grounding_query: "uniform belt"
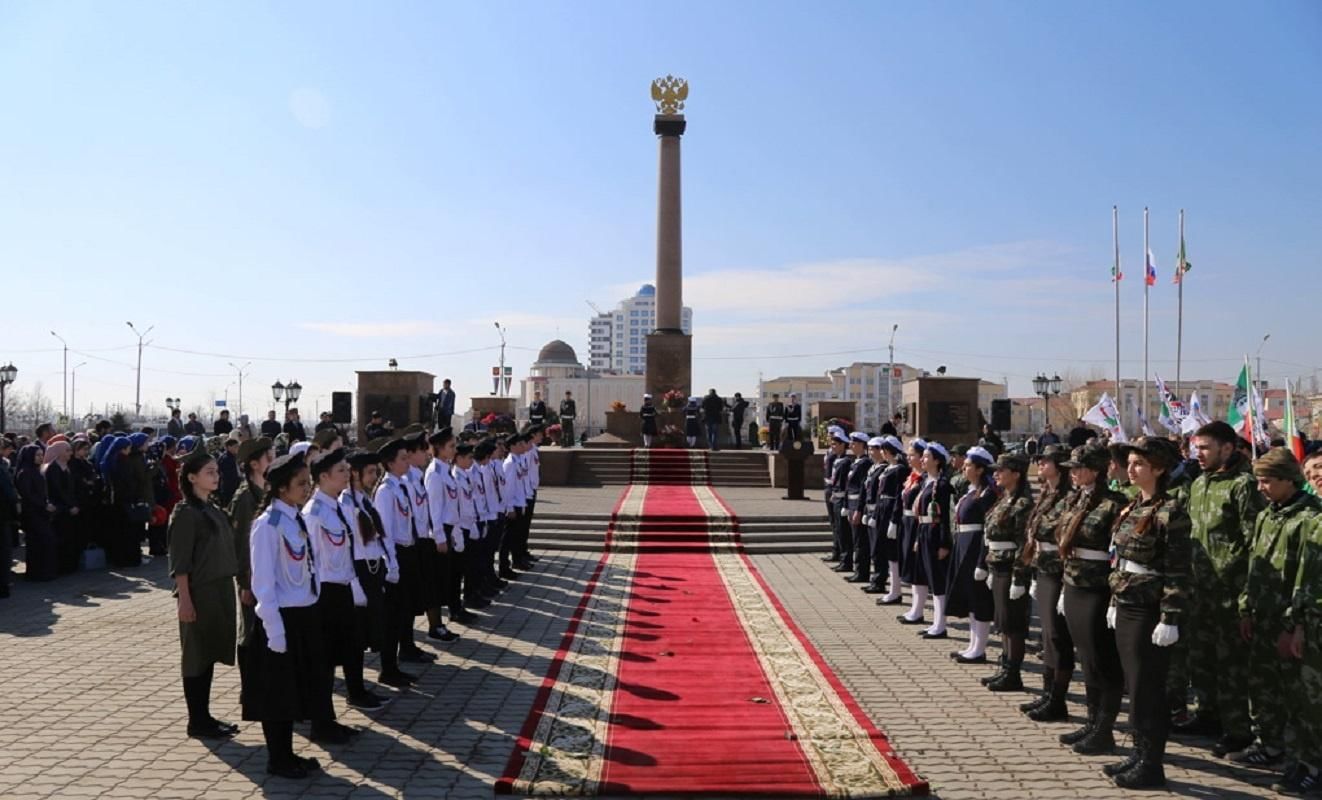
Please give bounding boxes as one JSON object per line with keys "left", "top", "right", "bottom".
{"left": 1119, "top": 558, "right": 1161, "bottom": 576}
{"left": 1072, "top": 547, "right": 1110, "bottom": 562}
{"left": 831, "top": 492, "right": 845, "bottom": 501}
{"left": 847, "top": 493, "right": 861, "bottom": 501}
{"left": 918, "top": 515, "right": 934, "bottom": 524}
{"left": 903, "top": 510, "right": 916, "bottom": 518}
{"left": 956, "top": 524, "right": 983, "bottom": 533}
{"left": 865, "top": 504, "right": 877, "bottom": 514}
{"left": 1036, "top": 542, "right": 1059, "bottom": 552}
{"left": 879, "top": 494, "right": 896, "bottom": 500}
{"left": 987, "top": 541, "right": 1018, "bottom": 551}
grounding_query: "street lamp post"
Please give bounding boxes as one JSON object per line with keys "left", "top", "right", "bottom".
{"left": 70, "top": 361, "right": 87, "bottom": 423}
{"left": 166, "top": 397, "right": 181, "bottom": 414}
{"left": 228, "top": 361, "right": 251, "bottom": 418}
{"left": 1033, "top": 374, "right": 1063, "bottom": 433}
{"left": 0, "top": 363, "right": 17, "bottom": 432}
{"left": 126, "top": 321, "right": 154, "bottom": 418}
{"left": 272, "top": 380, "right": 302, "bottom": 414}
{"left": 493, "top": 322, "right": 507, "bottom": 397}
{"left": 886, "top": 324, "right": 899, "bottom": 424}
{"left": 50, "top": 330, "right": 68, "bottom": 422}
{"left": 1256, "top": 333, "right": 1271, "bottom": 391}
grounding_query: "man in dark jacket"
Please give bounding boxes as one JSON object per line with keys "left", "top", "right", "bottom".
{"left": 215, "top": 435, "right": 241, "bottom": 507}
{"left": 166, "top": 409, "right": 185, "bottom": 438}
{"left": 1067, "top": 418, "right": 1094, "bottom": 448}
{"left": 702, "top": 389, "right": 725, "bottom": 451}
{"left": 282, "top": 408, "right": 307, "bottom": 442}
{"left": 0, "top": 439, "right": 17, "bottom": 598}
{"left": 259, "top": 410, "right": 282, "bottom": 438}
{"left": 212, "top": 409, "right": 234, "bottom": 436}
{"left": 728, "top": 393, "right": 749, "bottom": 449}
{"left": 183, "top": 413, "right": 205, "bottom": 436}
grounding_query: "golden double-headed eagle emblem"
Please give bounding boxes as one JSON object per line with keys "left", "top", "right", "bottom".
{"left": 651, "top": 75, "right": 688, "bottom": 114}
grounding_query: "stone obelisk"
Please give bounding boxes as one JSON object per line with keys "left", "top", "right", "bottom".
{"left": 645, "top": 75, "right": 692, "bottom": 400}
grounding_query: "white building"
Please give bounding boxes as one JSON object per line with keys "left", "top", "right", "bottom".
{"left": 829, "top": 362, "right": 924, "bottom": 432}
{"left": 519, "top": 339, "right": 644, "bottom": 438}
{"left": 588, "top": 284, "right": 693, "bottom": 374}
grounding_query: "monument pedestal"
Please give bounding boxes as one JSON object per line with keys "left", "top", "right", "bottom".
{"left": 645, "top": 331, "right": 691, "bottom": 400}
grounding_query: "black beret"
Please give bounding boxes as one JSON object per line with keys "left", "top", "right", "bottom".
{"left": 378, "top": 437, "right": 408, "bottom": 461}
{"left": 474, "top": 440, "right": 496, "bottom": 460}
{"left": 266, "top": 452, "right": 307, "bottom": 485}
{"left": 345, "top": 449, "right": 380, "bottom": 469}
{"left": 310, "top": 447, "right": 346, "bottom": 479}
{"left": 428, "top": 427, "right": 454, "bottom": 446}
{"left": 455, "top": 443, "right": 475, "bottom": 458}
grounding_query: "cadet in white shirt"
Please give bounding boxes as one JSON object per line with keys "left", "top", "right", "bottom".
{"left": 403, "top": 430, "right": 445, "bottom": 635}
{"left": 452, "top": 444, "right": 482, "bottom": 613}
{"left": 469, "top": 440, "right": 502, "bottom": 607}
{"left": 423, "top": 428, "right": 465, "bottom": 637}
{"left": 344, "top": 449, "right": 413, "bottom": 688}
{"left": 239, "top": 453, "right": 332, "bottom": 780}
{"left": 500, "top": 433, "right": 528, "bottom": 580}
{"left": 372, "top": 438, "right": 436, "bottom": 668}
{"left": 306, "top": 449, "right": 387, "bottom": 714}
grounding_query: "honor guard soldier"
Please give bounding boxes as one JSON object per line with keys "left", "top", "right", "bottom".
{"left": 1174, "top": 421, "right": 1264, "bottom": 758}
{"left": 860, "top": 437, "right": 888, "bottom": 594}
{"left": 821, "top": 425, "right": 844, "bottom": 559}
{"left": 784, "top": 394, "right": 803, "bottom": 443}
{"left": 946, "top": 446, "right": 998, "bottom": 662}
{"left": 844, "top": 431, "right": 873, "bottom": 583}
{"left": 528, "top": 392, "right": 547, "bottom": 427}
{"left": 825, "top": 429, "right": 853, "bottom": 570}
{"left": 1022, "top": 444, "right": 1076, "bottom": 722}
{"left": 915, "top": 441, "right": 954, "bottom": 639}
{"left": 870, "top": 436, "right": 910, "bottom": 605}
{"left": 1102, "top": 436, "right": 1190, "bottom": 789}
{"left": 559, "top": 391, "right": 577, "bottom": 446}
{"left": 765, "top": 394, "right": 785, "bottom": 450}
{"left": 640, "top": 395, "right": 658, "bottom": 449}
{"left": 1236, "top": 449, "right": 1320, "bottom": 776}
{"left": 897, "top": 439, "right": 930, "bottom": 624}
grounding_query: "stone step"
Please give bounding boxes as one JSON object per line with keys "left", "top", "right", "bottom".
{"left": 535, "top": 512, "right": 828, "bottom": 525}
{"left": 528, "top": 538, "right": 832, "bottom": 555}
{"left": 532, "top": 520, "right": 826, "bottom": 533}
{"left": 531, "top": 528, "right": 831, "bottom": 544}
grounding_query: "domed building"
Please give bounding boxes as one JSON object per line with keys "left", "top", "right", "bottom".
{"left": 519, "top": 338, "right": 645, "bottom": 440}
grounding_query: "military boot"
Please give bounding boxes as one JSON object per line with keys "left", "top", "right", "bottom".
{"left": 1059, "top": 687, "right": 1099, "bottom": 745}
{"left": 1114, "top": 733, "right": 1166, "bottom": 789}
{"left": 1103, "top": 733, "right": 1143, "bottom": 777}
{"left": 1074, "top": 692, "right": 1120, "bottom": 755}
{"left": 980, "top": 652, "right": 1008, "bottom": 686}
{"left": 987, "top": 660, "right": 1024, "bottom": 692}
{"left": 1028, "top": 679, "right": 1070, "bottom": 722}
{"left": 1020, "top": 669, "right": 1053, "bottom": 713}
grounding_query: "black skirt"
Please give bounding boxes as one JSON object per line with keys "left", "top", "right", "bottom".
{"left": 1063, "top": 583, "right": 1123, "bottom": 690}
{"left": 239, "top": 604, "right": 334, "bottom": 722}
{"left": 354, "top": 558, "right": 389, "bottom": 653}
{"left": 317, "top": 582, "right": 361, "bottom": 668}
{"left": 412, "top": 540, "right": 440, "bottom": 612}
{"left": 899, "top": 516, "right": 924, "bottom": 585}
{"left": 945, "top": 530, "right": 993, "bottom": 621}
{"left": 918, "top": 522, "right": 950, "bottom": 594}
{"left": 393, "top": 542, "right": 426, "bottom": 616}
{"left": 991, "top": 565, "right": 1029, "bottom": 636}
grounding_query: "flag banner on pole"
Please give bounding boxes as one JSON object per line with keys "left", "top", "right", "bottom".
{"left": 1136, "top": 407, "right": 1156, "bottom": 437}
{"left": 1181, "top": 390, "right": 1212, "bottom": 434}
{"left": 1227, "top": 362, "right": 1252, "bottom": 441}
{"left": 1145, "top": 248, "right": 1157, "bottom": 286}
{"left": 1173, "top": 232, "right": 1191, "bottom": 284}
{"left": 1251, "top": 378, "right": 1271, "bottom": 451}
{"left": 1111, "top": 256, "right": 1123, "bottom": 283}
{"left": 1083, "top": 392, "right": 1128, "bottom": 442}
{"left": 1153, "top": 373, "right": 1184, "bottom": 433}
{"left": 1286, "top": 380, "right": 1305, "bottom": 462}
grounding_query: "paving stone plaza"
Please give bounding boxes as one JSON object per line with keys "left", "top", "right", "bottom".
{"left": 0, "top": 485, "right": 1284, "bottom": 799}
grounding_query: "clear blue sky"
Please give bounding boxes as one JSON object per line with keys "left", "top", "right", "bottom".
{"left": 2, "top": 1, "right": 1319, "bottom": 423}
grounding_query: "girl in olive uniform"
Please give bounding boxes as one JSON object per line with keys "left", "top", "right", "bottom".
{"left": 897, "top": 439, "right": 929, "bottom": 624}
{"left": 1102, "top": 437, "right": 1190, "bottom": 789}
{"left": 229, "top": 437, "right": 273, "bottom": 644}
{"left": 240, "top": 453, "right": 331, "bottom": 779}
{"left": 982, "top": 453, "right": 1034, "bottom": 692}
{"left": 947, "top": 446, "right": 998, "bottom": 662}
{"left": 915, "top": 442, "right": 954, "bottom": 639}
{"left": 1056, "top": 443, "right": 1129, "bottom": 756}
{"left": 1022, "top": 444, "right": 1075, "bottom": 721}
{"left": 167, "top": 450, "right": 240, "bottom": 739}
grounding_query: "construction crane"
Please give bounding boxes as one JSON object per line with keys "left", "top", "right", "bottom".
{"left": 586, "top": 300, "right": 606, "bottom": 316}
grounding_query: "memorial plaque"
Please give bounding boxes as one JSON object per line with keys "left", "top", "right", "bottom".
{"left": 927, "top": 400, "right": 972, "bottom": 435}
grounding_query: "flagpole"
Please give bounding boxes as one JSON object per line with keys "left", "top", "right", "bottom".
{"left": 1142, "top": 206, "right": 1150, "bottom": 422}
{"left": 1113, "top": 205, "right": 1121, "bottom": 403}
{"left": 1175, "top": 209, "right": 1184, "bottom": 401}
{"left": 1246, "top": 354, "right": 1258, "bottom": 460}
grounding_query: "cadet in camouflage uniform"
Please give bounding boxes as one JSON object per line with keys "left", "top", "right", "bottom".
{"left": 1103, "top": 437, "right": 1191, "bottom": 789}
{"left": 1022, "top": 444, "right": 1076, "bottom": 721}
{"left": 949, "top": 444, "right": 970, "bottom": 497}
{"left": 1281, "top": 473, "right": 1322, "bottom": 795}
{"left": 1057, "top": 443, "right": 1128, "bottom": 755}
{"left": 1174, "top": 421, "right": 1264, "bottom": 758}
{"left": 981, "top": 453, "right": 1035, "bottom": 692}
{"left": 1235, "top": 449, "right": 1321, "bottom": 775}
{"left": 1108, "top": 442, "right": 1140, "bottom": 501}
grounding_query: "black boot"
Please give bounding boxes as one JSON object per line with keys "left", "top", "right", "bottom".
{"left": 981, "top": 652, "right": 1008, "bottom": 686}
{"left": 1103, "top": 732, "right": 1143, "bottom": 777}
{"left": 1020, "top": 668, "right": 1053, "bottom": 713}
{"left": 1074, "top": 691, "right": 1119, "bottom": 755}
{"left": 1060, "top": 687, "right": 1099, "bottom": 745}
{"left": 1029, "top": 680, "right": 1070, "bottom": 722}
{"left": 1114, "top": 733, "right": 1166, "bottom": 789}
{"left": 987, "top": 660, "right": 1024, "bottom": 692}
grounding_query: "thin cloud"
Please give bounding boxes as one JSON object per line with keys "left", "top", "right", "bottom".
{"left": 298, "top": 320, "right": 451, "bottom": 338}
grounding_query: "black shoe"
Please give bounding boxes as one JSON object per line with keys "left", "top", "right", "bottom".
{"left": 821, "top": 554, "right": 841, "bottom": 563}
{"left": 265, "top": 758, "right": 309, "bottom": 779}
{"left": 297, "top": 756, "right": 322, "bottom": 772}
{"left": 378, "top": 670, "right": 416, "bottom": 688}
{"left": 831, "top": 563, "right": 854, "bottom": 573}
{"left": 844, "top": 574, "right": 870, "bottom": 583}
{"left": 1172, "top": 710, "right": 1221, "bottom": 736}
{"left": 465, "top": 596, "right": 491, "bottom": 609}
{"left": 953, "top": 653, "right": 987, "bottom": 664}
{"left": 1212, "top": 733, "right": 1255, "bottom": 759}
{"left": 875, "top": 595, "right": 904, "bottom": 605}
{"left": 862, "top": 583, "right": 886, "bottom": 594}
{"left": 209, "top": 718, "right": 240, "bottom": 736}
{"left": 1020, "top": 693, "right": 1050, "bottom": 714}
{"left": 1227, "top": 741, "right": 1285, "bottom": 766}
{"left": 1060, "top": 718, "right": 1096, "bottom": 746}
{"left": 981, "top": 657, "right": 1007, "bottom": 685}
{"left": 1073, "top": 721, "right": 1116, "bottom": 755}
{"left": 494, "top": 579, "right": 510, "bottom": 590}
{"left": 347, "top": 691, "right": 390, "bottom": 711}
{"left": 1273, "top": 764, "right": 1321, "bottom": 796}
{"left": 1103, "top": 750, "right": 1143, "bottom": 778}
{"left": 499, "top": 568, "right": 519, "bottom": 580}
{"left": 400, "top": 648, "right": 436, "bottom": 663}
{"left": 1114, "top": 755, "right": 1166, "bottom": 789}
{"left": 987, "top": 668, "right": 1024, "bottom": 692}
{"left": 515, "top": 559, "right": 536, "bottom": 570}
{"left": 451, "top": 610, "right": 479, "bottom": 624}
{"left": 896, "top": 614, "right": 925, "bottom": 625}
{"left": 187, "top": 720, "right": 237, "bottom": 740}
{"left": 309, "top": 722, "right": 355, "bottom": 745}
{"left": 1028, "top": 693, "right": 1069, "bottom": 722}
{"left": 920, "top": 630, "right": 948, "bottom": 640}
{"left": 427, "top": 626, "right": 461, "bottom": 642}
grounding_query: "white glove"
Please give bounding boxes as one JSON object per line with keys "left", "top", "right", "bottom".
{"left": 452, "top": 534, "right": 466, "bottom": 553}
{"left": 1009, "top": 583, "right": 1027, "bottom": 601}
{"left": 385, "top": 567, "right": 400, "bottom": 585}
{"left": 1056, "top": 591, "right": 1066, "bottom": 617}
{"left": 268, "top": 633, "right": 288, "bottom": 654}
{"left": 1106, "top": 604, "right": 1117, "bottom": 629}
{"left": 1151, "top": 623, "right": 1180, "bottom": 647}
{"left": 350, "top": 579, "right": 368, "bottom": 608}
{"left": 841, "top": 507, "right": 849, "bottom": 518}
{"left": 1028, "top": 580, "right": 1038, "bottom": 600}
{"left": 985, "top": 572, "right": 995, "bottom": 590}
{"left": 863, "top": 515, "right": 874, "bottom": 528}
{"left": 887, "top": 523, "right": 898, "bottom": 540}
{"left": 973, "top": 567, "right": 988, "bottom": 582}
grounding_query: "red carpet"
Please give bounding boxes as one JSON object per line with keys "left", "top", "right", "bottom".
{"left": 498, "top": 450, "right": 927, "bottom": 797}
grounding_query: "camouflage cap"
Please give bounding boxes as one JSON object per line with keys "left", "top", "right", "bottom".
{"left": 1116, "top": 436, "right": 1181, "bottom": 470}
{"left": 993, "top": 452, "right": 1030, "bottom": 473}
{"left": 237, "top": 436, "right": 273, "bottom": 464}
{"left": 1062, "top": 443, "right": 1110, "bottom": 472}
{"left": 1035, "top": 443, "right": 1070, "bottom": 463}
{"left": 950, "top": 444, "right": 971, "bottom": 456}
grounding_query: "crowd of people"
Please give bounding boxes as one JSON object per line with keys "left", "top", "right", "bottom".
{"left": 821, "top": 421, "right": 1322, "bottom": 794}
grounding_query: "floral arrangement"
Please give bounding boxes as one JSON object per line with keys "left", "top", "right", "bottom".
{"left": 610, "top": 400, "right": 627, "bottom": 412}
{"left": 661, "top": 389, "right": 687, "bottom": 410}
{"left": 547, "top": 423, "right": 563, "bottom": 444}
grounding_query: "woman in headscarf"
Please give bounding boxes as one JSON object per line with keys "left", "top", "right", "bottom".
{"left": 43, "top": 441, "right": 84, "bottom": 575}
{"left": 68, "top": 438, "right": 105, "bottom": 562}
{"left": 149, "top": 436, "right": 182, "bottom": 557}
{"left": 15, "top": 445, "right": 56, "bottom": 581}
{"left": 915, "top": 441, "right": 954, "bottom": 639}
{"left": 896, "top": 439, "right": 930, "bottom": 625}
{"left": 945, "top": 445, "right": 999, "bottom": 662}
{"left": 168, "top": 449, "right": 240, "bottom": 740}
{"left": 1021, "top": 444, "right": 1076, "bottom": 722}
{"left": 109, "top": 432, "right": 154, "bottom": 567}
{"left": 235, "top": 414, "right": 254, "bottom": 442}
{"left": 982, "top": 453, "right": 1035, "bottom": 692}
{"left": 684, "top": 397, "right": 701, "bottom": 448}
